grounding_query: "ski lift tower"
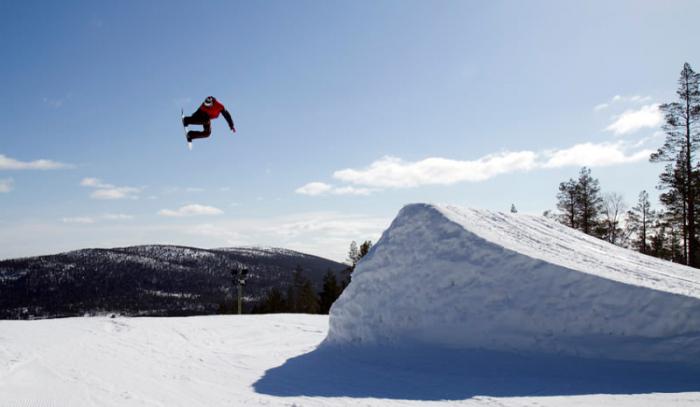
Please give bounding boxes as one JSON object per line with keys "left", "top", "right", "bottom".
{"left": 231, "top": 267, "right": 249, "bottom": 315}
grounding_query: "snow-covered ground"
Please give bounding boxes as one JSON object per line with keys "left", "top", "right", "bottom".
{"left": 1, "top": 315, "right": 699, "bottom": 407}
{"left": 3, "top": 204, "right": 700, "bottom": 405}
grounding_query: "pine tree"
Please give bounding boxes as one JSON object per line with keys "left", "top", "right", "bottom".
{"left": 258, "top": 287, "right": 287, "bottom": 313}
{"left": 347, "top": 241, "right": 361, "bottom": 267}
{"left": 318, "top": 270, "right": 340, "bottom": 314}
{"left": 359, "top": 240, "right": 373, "bottom": 258}
{"left": 576, "top": 167, "right": 603, "bottom": 236}
{"left": 297, "top": 279, "right": 320, "bottom": 314}
{"left": 650, "top": 62, "right": 700, "bottom": 267}
{"left": 287, "top": 265, "right": 305, "bottom": 313}
{"left": 556, "top": 178, "right": 578, "bottom": 228}
{"left": 626, "top": 190, "right": 655, "bottom": 254}
{"left": 510, "top": 204, "right": 518, "bottom": 213}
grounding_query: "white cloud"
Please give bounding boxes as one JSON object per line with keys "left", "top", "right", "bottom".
{"left": 333, "top": 152, "right": 538, "bottom": 188}
{"left": 103, "top": 213, "right": 134, "bottom": 221}
{"left": 541, "top": 142, "right": 653, "bottom": 168}
{"left": 158, "top": 204, "right": 224, "bottom": 217}
{"left": 0, "top": 178, "right": 14, "bottom": 193}
{"left": 61, "top": 217, "right": 95, "bottom": 224}
{"left": 0, "top": 154, "right": 72, "bottom": 170}
{"left": 295, "top": 182, "right": 375, "bottom": 196}
{"left": 60, "top": 213, "right": 133, "bottom": 224}
{"left": 605, "top": 104, "right": 663, "bottom": 135}
{"left": 298, "top": 141, "right": 652, "bottom": 193}
{"left": 595, "top": 94, "right": 652, "bottom": 111}
{"left": 90, "top": 187, "right": 141, "bottom": 200}
{"left": 295, "top": 182, "right": 333, "bottom": 196}
{"left": 80, "top": 177, "right": 113, "bottom": 188}
{"left": 81, "top": 177, "right": 141, "bottom": 200}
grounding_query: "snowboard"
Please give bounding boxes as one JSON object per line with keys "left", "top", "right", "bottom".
{"left": 181, "top": 109, "right": 192, "bottom": 150}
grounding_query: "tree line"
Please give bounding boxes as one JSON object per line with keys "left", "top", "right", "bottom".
{"left": 549, "top": 62, "right": 699, "bottom": 266}
{"left": 253, "top": 240, "right": 373, "bottom": 314}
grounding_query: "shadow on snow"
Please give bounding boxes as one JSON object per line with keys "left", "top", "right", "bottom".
{"left": 254, "top": 344, "right": 700, "bottom": 400}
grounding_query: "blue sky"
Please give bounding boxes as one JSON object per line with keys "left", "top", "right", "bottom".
{"left": 1, "top": 0, "right": 698, "bottom": 261}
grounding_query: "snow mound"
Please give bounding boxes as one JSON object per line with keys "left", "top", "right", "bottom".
{"left": 326, "top": 203, "right": 700, "bottom": 364}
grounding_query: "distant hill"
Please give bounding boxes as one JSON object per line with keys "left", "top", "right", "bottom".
{"left": 0, "top": 245, "right": 347, "bottom": 319}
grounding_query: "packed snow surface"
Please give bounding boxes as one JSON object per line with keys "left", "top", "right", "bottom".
{"left": 327, "top": 203, "right": 700, "bottom": 363}
{"left": 1, "top": 315, "right": 699, "bottom": 406}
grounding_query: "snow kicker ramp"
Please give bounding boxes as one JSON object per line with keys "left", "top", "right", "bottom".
{"left": 326, "top": 203, "right": 700, "bottom": 364}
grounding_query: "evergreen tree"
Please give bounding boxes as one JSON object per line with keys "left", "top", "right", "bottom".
{"left": 556, "top": 178, "right": 578, "bottom": 228}
{"left": 286, "top": 265, "right": 305, "bottom": 313}
{"left": 347, "top": 241, "right": 361, "bottom": 267}
{"left": 626, "top": 191, "right": 654, "bottom": 254}
{"left": 286, "top": 265, "right": 320, "bottom": 314}
{"left": 555, "top": 168, "right": 606, "bottom": 238}
{"left": 318, "top": 270, "right": 340, "bottom": 314}
{"left": 649, "top": 218, "right": 669, "bottom": 260}
{"left": 257, "top": 287, "right": 287, "bottom": 313}
{"left": 297, "top": 278, "right": 320, "bottom": 314}
{"left": 650, "top": 62, "right": 700, "bottom": 267}
{"left": 341, "top": 240, "right": 373, "bottom": 288}
{"left": 575, "top": 167, "right": 603, "bottom": 236}
{"left": 510, "top": 204, "right": 518, "bottom": 213}
{"left": 359, "top": 240, "right": 373, "bottom": 258}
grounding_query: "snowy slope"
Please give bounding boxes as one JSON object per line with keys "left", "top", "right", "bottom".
{"left": 327, "top": 203, "right": 700, "bottom": 364}
{"left": 1, "top": 315, "right": 699, "bottom": 407}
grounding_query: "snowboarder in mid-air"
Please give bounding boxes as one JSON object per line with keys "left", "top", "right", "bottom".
{"left": 182, "top": 96, "right": 236, "bottom": 147}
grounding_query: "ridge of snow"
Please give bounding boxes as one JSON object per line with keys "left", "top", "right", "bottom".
{"left": 327, "top": 203, "right": 700, "bottom": 364}
{"left": 213, "top": 246, "right": 311, "bottom": 258}
{"left": 436, "top": 204, "right": 700, "bottom": 298}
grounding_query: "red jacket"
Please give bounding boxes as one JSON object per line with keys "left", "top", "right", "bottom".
{"left": 200, "top": 99, "right": 226, "bottom": 119}
{"left": 198, "top": 98, "right": 235, "bottom": 130}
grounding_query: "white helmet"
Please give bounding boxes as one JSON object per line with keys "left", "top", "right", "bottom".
{"left": 204, "top": 96, "right": 214, "bottom": 107}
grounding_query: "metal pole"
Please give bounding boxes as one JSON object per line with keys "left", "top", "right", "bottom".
{"left": 232, "top": 267, "right": 248, "bottom": 315}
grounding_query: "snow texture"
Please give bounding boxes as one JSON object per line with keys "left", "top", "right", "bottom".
{"left": 2, "top": 315, "right": 699, "bottom": 406}
{"left": 327, "top": 203, "right": 700, "bottom": 364}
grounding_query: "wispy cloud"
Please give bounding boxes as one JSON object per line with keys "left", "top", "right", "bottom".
{"left": 61, "top": 213, "right": 133, "bottom": 224}
{"left": 594, "top": 94, "right": 653, "bottom": 111}
{"left": 295, "top": 182, "right": 377, "bottom": 196}
{"left": 299, "top": 141, "right": 652, "bottom": 192}
{"left": 80, "top": 178, "right": 113, "bottom": 188}
{"left": 42, "top": 93, "right": 72, "bottom": 109}
{"left": 0, "top": 154, "right": 72, "bottom": 170}
{"left": 81, "top": 177, "right": 141, "bottom": 200}
{"left": 0, "top": 210, "right": 389, "bottom": 262}
{"left": 605, "top": 104, "right": 663, "bottom": 135}
{"left": 0, "top": 178, "right": 14, "bottom": 193}
{"left": 102, "top": 213, "right": 134, "bottom": 221}
{"left": 61, "top": 217, "right": 96, "bottom": 224}
{"left": 541, "top": 142, "right": 652, "bottom": 168}
{"left": 190, "top": 211, "right": 389, "bottom": 261}
{"left": 158, "top": 204, "right": 224, "bottom": 217}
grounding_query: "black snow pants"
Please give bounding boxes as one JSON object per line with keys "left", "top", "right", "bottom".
{"left": 184, "top": 109, "right": 211, "bottom": 140}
